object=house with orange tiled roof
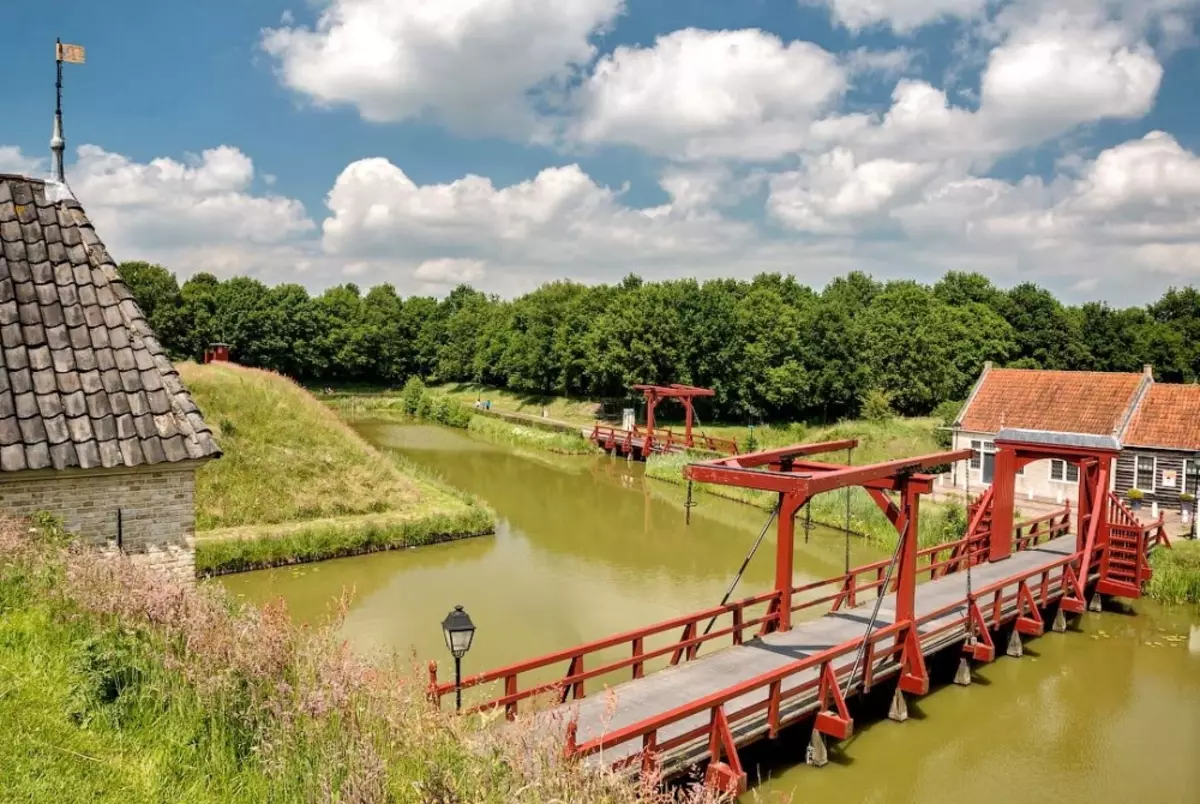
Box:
[1117,383,1200,511]
[951,362,1200,516]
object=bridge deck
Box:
[536,533,1079,773]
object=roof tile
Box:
[96,439,121,468]
[50,440,78,470]
[0,443,26,471]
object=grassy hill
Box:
[179,363,492,574]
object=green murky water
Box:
[220,422,1200,803]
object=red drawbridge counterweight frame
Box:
[684,440,971,633]
[589,383,739,456]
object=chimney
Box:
[1144,364,1153,378]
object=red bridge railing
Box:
[428,507,1071,716]
[565,547,1090,780]
[588,424,739,456]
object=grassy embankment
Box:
[0,516,712,803]
[647,418,970,550]
[1148,540,1200,605]
[180,364,494,575]
[326,380,595,455]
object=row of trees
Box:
[118,262,1200,422]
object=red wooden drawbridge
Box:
[431,428,1169,795]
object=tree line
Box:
[117,262,1200,422]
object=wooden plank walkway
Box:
[534,533,1080,774]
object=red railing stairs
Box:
[1097,492,1169,598]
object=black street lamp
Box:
[441,605,476,712]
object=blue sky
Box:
[4,0,1200,303]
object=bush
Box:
[861,389,895,422]
[1128,488,1145,501]
[401,375,425,415]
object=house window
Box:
[1134,455,1156,492]
[1050,460,1079,484]
[970,440,982,470]
[1185,460,1198,495]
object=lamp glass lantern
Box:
[441,605,476,711]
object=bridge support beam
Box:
[1006,628,1023,658]
[807,730,829,767]
[888,687,908,722]
[954,656,972,686]
[1052,606,1068,633]
[1088,594,1103,613]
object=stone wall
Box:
[0,464,198,580]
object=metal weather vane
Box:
[52,38,85,183]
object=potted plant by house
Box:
[1181,491,1195,523]
[1127,488,1145,511]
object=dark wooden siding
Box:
[1114,448,1199,508]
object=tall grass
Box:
[467,415,594,455]
[0,516,721,803]
[1148,540,1200,605]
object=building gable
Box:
[0,175,220,473]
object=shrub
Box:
[401,375,425,415]
[860,389,895,422]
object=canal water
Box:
[220,422,1200,803]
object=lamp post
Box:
[441,605,476,712]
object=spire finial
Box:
[51,38,85,183]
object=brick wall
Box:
[0,464,198,580]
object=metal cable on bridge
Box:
[844,446,854,575]
[685,479,695,526]
[841,507,906,700]
[964,453,976,641]
[702,497,783,637]
[804,494,813,543]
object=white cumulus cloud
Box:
[414,258,487,285]
[570,27,845,160]
[54,145,319,284]
[808,0,988,33]
[262,0,624,133]
[0,146,44,177]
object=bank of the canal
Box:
[220,420,1200,802]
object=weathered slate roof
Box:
[0,174,220,472]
